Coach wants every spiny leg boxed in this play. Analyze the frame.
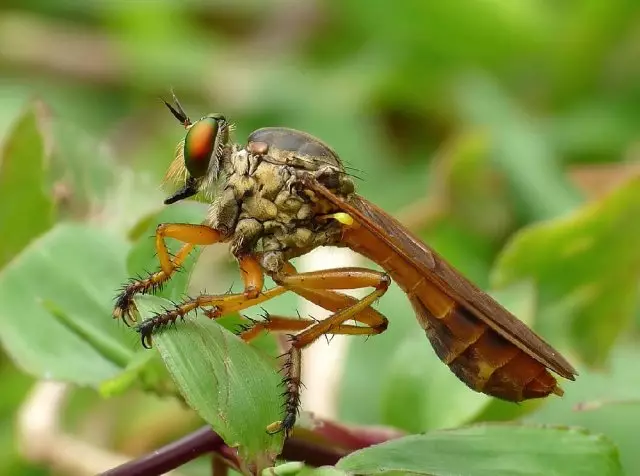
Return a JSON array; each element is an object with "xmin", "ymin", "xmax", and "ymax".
[
  {"xmin": 233, "ymin": 308, "xmax": 386, "ymax": 437},
  {"xmin": 114, "ymin": 223, "xmax": 226, "ymax": 324},
  {"xmin": 264, "ymin": 264, "xmax": 391, "ymax": 435},
  {"xmin": 235, "ymin": 310, "xmax": 378, "ymax": 342},
  {"xmin": 136, "ymin": 285, "xmax": 287, "ymax": 348},
  {"xmin": 273, "ymin": 262, "xmax": 390, "ymax": 330},
  {"xmin": 134, "ymin": 255, "xmax": 392, "ymax": 437},
  {"xmin": 234, "ymin": 312, "xmax": 313, "ymax": 342}
]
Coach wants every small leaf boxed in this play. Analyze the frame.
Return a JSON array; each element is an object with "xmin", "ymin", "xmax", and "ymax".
[
  {"xmin": 137, "ymin": 295, "xmax": 285, "ymax": 464},
  {"xmin": 337, "ymin": 424, "xmax": 623, "ymax": 476},
  {"xmin": 263, "ymin": 461, "xmax": 305, "ymax": 476},
  {"xmin": 493, "ymin": 177, "xmax": 640, "ymax": 364},
  {"xmin": 0, "ymin": 105, "xmax": 54, "ymax": 267}
]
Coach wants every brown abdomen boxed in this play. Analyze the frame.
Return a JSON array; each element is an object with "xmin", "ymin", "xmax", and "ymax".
[
  {"xmin": 409, "ymin": 295, "xmax": 559, "ymax": 401},
  {"xmin": 343, "ymin": 226, "xmax": 560, "ymax": 402}
]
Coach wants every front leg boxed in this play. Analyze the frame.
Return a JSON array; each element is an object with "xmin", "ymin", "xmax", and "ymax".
[{"xmin": 113, "ymin": 223, "xmax": 227, "ymax": 324}]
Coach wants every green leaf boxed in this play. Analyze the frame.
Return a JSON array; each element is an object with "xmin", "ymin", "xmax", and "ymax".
[
  {"xmin": 337, "ymin": 424, "xmax": 623, "ymax": 476},
  {"xmin": 0, "ymin": 224, "xmax": 133, "ymax": 385},
  {"xmin": 529, "ymin": 345, "xmax": 640, "ymax": 476},
  {"xmin": 381, "ymin": 334, "xmax": 489, "ymax": 432},
  {"xmin": 493, "ymin": 177, "xmax": 640, "ymax": 364},
  {"xmin": 455, "ymin": 75, "xmax": 583, "ymax": 221},
  {"xmin": 296, "ymin": 467, "xmax": 347, "ymax": 476},
  {"xmin": 47, "ymin": 117, "xmax": 117, "ymax": 219},
  {"xmin": 0, "ymin": 105, "xmax": 54, "ymax": 268},
  {"xmin": 439, "ymin": 130, "xmax": 514, "ymax": 238},
  {"xmin": 263, "ymin": 461, "xmax": 305, "ymax": 476},
  {"xmin": 99, "ymin": 349, "xmax": 178, "ymax": 398},
  {"xmin": 138, "ymin": 295, "xmax": 285, "ymax": 464}
]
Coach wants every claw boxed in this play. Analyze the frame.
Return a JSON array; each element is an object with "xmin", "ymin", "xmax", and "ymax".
[
  {"xmin": 114, "ymin": 304, "xmax": 138, "ymax": 327},
  {"xmin": 136, "ymin": 324, "xmax": 154, "ymax": 349}
]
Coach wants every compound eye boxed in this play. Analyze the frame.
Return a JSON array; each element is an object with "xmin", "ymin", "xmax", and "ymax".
[{"xmin": 183, "ymin": 117, "xmax": 219, "ymax": 178}]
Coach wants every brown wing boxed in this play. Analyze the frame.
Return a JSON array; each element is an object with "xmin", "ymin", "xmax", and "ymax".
[{"xmin": 303, "ymin": 176, "xmax": 577, "ymax": 380}]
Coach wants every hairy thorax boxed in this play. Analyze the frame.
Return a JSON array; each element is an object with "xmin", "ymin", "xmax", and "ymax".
[{"xmin": 204, "ymin": 147, "xmax": 354, "ymax": 275}]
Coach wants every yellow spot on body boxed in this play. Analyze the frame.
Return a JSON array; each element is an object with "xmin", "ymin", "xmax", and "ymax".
[
  {"xmin": 434, "ymin": 300, "xmax": 455, "ymax": 319},
  {"xmin": 475, "ymin": 361, "xmax": 497, "ymax": 389},
  {"xmin": 332, "ymin": 212, "xmax": 354, "ymax": 226}
]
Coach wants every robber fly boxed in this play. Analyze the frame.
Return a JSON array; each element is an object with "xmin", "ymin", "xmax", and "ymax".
[{"xmin": 113, "ymin": 93, "xmax": 577, "ymax": 436}]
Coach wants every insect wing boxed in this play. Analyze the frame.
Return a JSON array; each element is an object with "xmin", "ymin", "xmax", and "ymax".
[{"xmin": 302, "ymin": 176, "xmax": 577, "ymax": 380}]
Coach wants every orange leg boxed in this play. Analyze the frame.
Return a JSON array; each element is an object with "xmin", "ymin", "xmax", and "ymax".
[
  {"xmin": 236, "ymin": 310, "xmax": 383, "ymax": 342},
  {"xmin": 134, "ymin": 258, "xmax": 391, "ymax": 437},
  {"xmin": 136, "ymin": 285, "xmax": 287, "ymax": 348},
  {"xmin": 113, "ymin": 223, "xmax": 226, "ymax": 325},
  {"xmin": 264, "ymin": 267, "xmax": 391, "ymax": 436},
  {"xmin": 135, "ymin": 283, "xmax": 383, "ymax": 347},
  {"xmin": 238, "ymin": 255, "xmax": 264, "ymax": 299}
]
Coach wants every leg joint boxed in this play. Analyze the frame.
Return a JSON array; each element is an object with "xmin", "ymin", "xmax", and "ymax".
[
  {"xmin": 374, "ymin": 317, "xmax": 389, "ymax": 333},
  {"xmin": 377, "ymin": 273, "xmax": 391, "ymax": 291},
  {"xmin": 155, "ymin": 223, "xmax": 169, "ymax": 236}
]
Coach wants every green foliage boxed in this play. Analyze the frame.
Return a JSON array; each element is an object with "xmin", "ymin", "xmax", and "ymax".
[
  {"xmin": 456, "ymin": 76, "xmax": 585, "ymax": 221},
  {"xmin": 494, "ymin": 178, "xmax": 640, "ymax": 364},
  {"xmin": 0, "ymin": 106, "xmax": 54, "ymax": 267},
  {"xmin": 529, "ymin": 345, "xmax": 640, "ymax": 475},
  {"xmin": 141, "ymin": 295, "xmax": 286, "ymax": 463},
  {"xmin": 0, "ymin": 225, "xmax": 131, "ymax": 384},
  {"xmin": 336, "ymin": 424, "xmax": 623, "ymax": 476}
]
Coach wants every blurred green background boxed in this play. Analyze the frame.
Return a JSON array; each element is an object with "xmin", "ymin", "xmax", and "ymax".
[{"xmin": 0, "ymin": 0, "xmax": 639, "ymax": 475}]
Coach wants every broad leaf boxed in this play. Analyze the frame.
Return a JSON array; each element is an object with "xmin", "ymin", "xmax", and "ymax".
[
  {"xmin": 0, "ymin": 106, "xmax": 54, "ymax": 268},
  {"xmin": 337, "ymin": 424, "xmax": 622, "ymax": 476},
  {"xmin": 139, "ymin": 295, "xmax": 285, "ymax": 465},
  {"xmin": 530, "ymin": 345, "xmax": 640, "ymax": 476},
  {"xmin": 493, "ymin": 177, "xmax": 640, "ymax": 364},
  {"xmin": 0, "ymin": 224, "xmax": 132, "ymax": 385}
]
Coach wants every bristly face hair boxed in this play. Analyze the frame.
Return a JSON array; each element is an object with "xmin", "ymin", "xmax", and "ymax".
[{"xmin": 161, "ymin": 91, "xmax": 235, "ymax": 204}]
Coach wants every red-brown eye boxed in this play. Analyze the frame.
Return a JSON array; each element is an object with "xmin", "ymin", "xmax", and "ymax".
[{"xmin": 183, "ymin": 117, "xmax": 219, "ymax": 178}]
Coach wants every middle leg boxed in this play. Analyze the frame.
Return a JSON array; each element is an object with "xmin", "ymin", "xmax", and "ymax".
[{"xmin": 262, "ymin": 264, "xmax": 391, "ymax": 435}]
